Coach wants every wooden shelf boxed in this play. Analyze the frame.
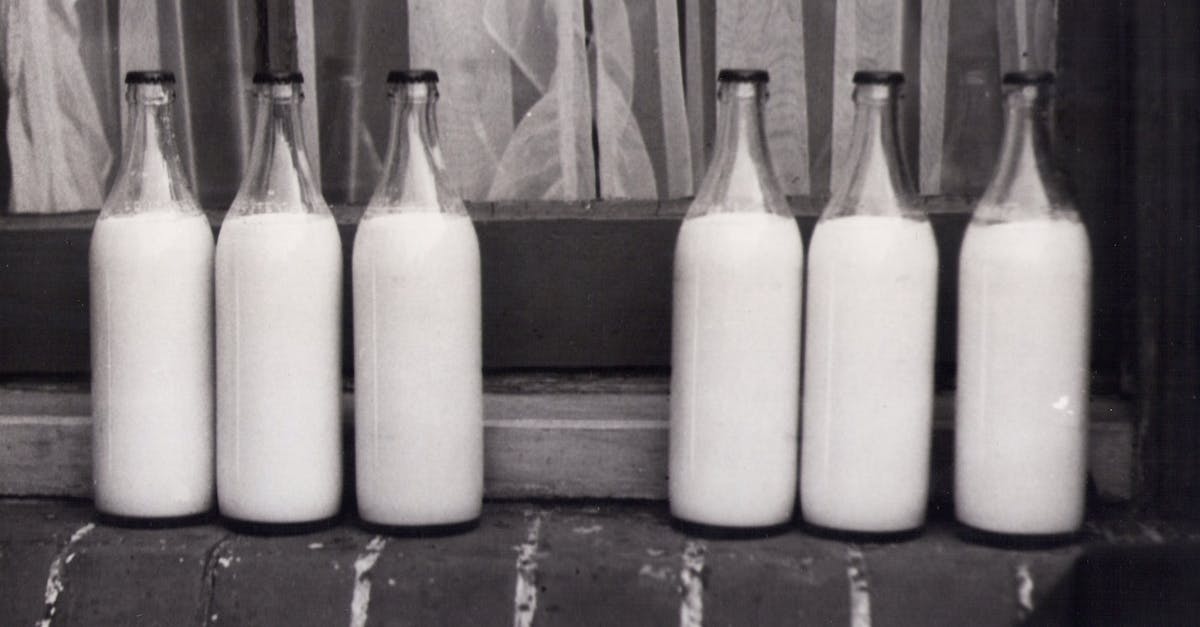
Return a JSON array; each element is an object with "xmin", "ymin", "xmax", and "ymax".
[{"xmin": 0, "ymin": 375, "xmax": 1134, "ymax": 502}]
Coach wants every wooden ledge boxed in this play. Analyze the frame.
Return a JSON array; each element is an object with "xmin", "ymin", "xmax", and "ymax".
[{"xmin": 0, "ymin": 376, "xmax": 1134, "ymax": 501}]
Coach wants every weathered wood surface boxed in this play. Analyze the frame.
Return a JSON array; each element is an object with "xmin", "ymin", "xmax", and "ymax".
[
  {"xmin": 3, "ymin": 500, "xmax": 1200, "ymax": 626},
  {"xmin": 1132, "ymin": 0, "xmax": 1200, "ymax": 516},
  {"xmin": 0, "ymin": 378, "xmax": 1134, "ymax": 501},
  {"xmin": 0, "ymin": 198, "xmax": 1128, "ymax": 383}
]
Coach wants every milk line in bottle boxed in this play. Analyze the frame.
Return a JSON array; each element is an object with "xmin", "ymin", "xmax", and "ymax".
[
  {"xmin": 90, "ymin": 70, "xmax": 214, "ymax": 519},
  {"xmin": 669, "ymin": 69, "xmax": 803, "ymax": 528},
  {"xmin": 353, "ymin": 70, "xmax": 483, "ymax": 527},
  {"xmin": 215, "ymin": 72, "xmax": 343, "ymax": 524},
  {"xmin": 956, "ymin": 71, "xmax": 1092, "ymax": 536},
  {"xmin": 801, "ymin": 71, "xmax": 938, "ymax": 534}
]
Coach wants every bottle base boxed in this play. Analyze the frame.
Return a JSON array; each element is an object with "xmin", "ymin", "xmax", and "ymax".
[
  {"xmin": 800, "ymin": 520, "xmax": 925, "ymax": 544},
  {"xmin": 221, "ymin": 514, "xmax": 343, "ymax": 536},
  {"xmin": 96, "ymin": 509, "xmax": 216, "ymax": 529},
  {"xmin": 955, "ymin": 523, "xmax": 1081, "ymax": 549},
  {"xmin": 357, "ymin": 516, "xmax": 481, "ymax": 537},
  {"xmin": 669, "ymin": 516, "xmax": 793, "ymax": 540}
]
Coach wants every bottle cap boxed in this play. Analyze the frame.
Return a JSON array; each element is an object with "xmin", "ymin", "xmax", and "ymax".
[
  {"xmin": 853, "ymin": 71, "xmax": 904, "ymax": 85},
  {"xmin": 717, "ymin": 69, "xmax": 769, "ymax": 83},
  {"xmin": 125, "ymin": 71, "xmax": 175, "ymax": 85},
  {"xmin": 253, "ymin": 71, "xmax": 304, "ymax": 85},
  {"xmin": 1003, "ymin": 70, "xmax": 1055, "ymax": 85},
  {"xmin": 387, "ymin": 69, "xmax": 439, "ymax": 84}
]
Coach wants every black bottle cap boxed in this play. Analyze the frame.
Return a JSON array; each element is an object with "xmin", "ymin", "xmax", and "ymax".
[
  {"xmin": 717, "ymin": 68, "xmax": 769, "ymax": 83},
  {"xmin": 253, "ymin": 71, "xmax": 304, "ymax": 85},
  {"xmin": 1003, "ymin": 70, "xmax": 1055, "ymax": 85},
  {"xmin": 125, "ymin": 71, "xmax": 175, "ymax": 85},
  {"xmin": 387, "ymin": 69, "xmax": 439, "ymax": 84},
  {"xmin": 853, "ymin": 71, "xmax": 904, "ymax": 85}
]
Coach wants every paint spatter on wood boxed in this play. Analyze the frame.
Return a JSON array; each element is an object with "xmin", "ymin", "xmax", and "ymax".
[
  {"xmin": 35, "ymin": 522, "xmax": 94, "ymax": 627},
  {"xmin": 349, "ymin": 536, "xmax": 388, "ymax": 627},
  {"xmin": 513, "ymin": 512, "xmax": 544, "ymax": 627},
  {"xmin": 1015, "ymin": 562, "xmax": 1035, "ymax": 621},
  {"xmin": 679, "ymin": 539, "xmax": 706, "ymax": 627},
  {"xmin": 846, "ymin": 546, "xmax": 871, "ymax": 627}
]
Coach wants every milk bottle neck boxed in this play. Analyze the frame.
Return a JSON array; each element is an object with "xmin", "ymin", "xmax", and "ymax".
[
  {"xmin": 688, "ymin": 75, "xmax": 789, "ymax": 219},
  {"xmin": 366, "ymin": 80, "xmax": 465, "ymax": 217},
  {"xmin": 825, "ymin": 77, "xmax": 918, "ymax": 220},
  {"xmin": 102, "ymin": 81, "xmax": 198, "ymax": 217},
  {"xmin": 976, "ymin": 77, "xmax": 1073, "ymax": 223},
  {"xmin": 231, "ymin": 79, "xmax": 328, "ymax": 217}
]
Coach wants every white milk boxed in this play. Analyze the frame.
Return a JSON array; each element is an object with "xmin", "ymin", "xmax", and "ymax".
[
  {"xmin": 801, "ymin": 215, "xmax": 938, "ymax": 532},
  {"xmin": 670, "ymin": 212, "xmax": 803, "ymax": 527},
  {"xmin": 215, "ymin": 211, "xmax": 343, "ymax": 523},
  {"xmin": 353, "ymin": 212, "xmax": 483, "ymax": 526},
  {"xmin": 90, "ymin": 211, "xmax": 215, "ymax": 517},
  {"xmin": 956, "ymin": 218, "xmax": 1091, "ymax": 534}
]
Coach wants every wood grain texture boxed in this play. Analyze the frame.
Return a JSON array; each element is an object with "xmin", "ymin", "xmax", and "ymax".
[
  {"xmin": 0, "ymin": 384, "xmax": 1134, "ymax": 501},
  {"xmin": 1131, "ymin": 0, "xmax": 1200, "ymax": 515},
  {"xmin": 716, "ymin": 0, "xmax": 811, "ymax": 194},
  {"xmin": 654, "ymin": 0, "xmax": 693, "ymax": 197},
  {"xmin": 918, "ymin": 0, "xmax": 949, "ymax": 195},
  {"xmin": 408, "ymin": 0, "xmax": 513, "ymax": 200}
]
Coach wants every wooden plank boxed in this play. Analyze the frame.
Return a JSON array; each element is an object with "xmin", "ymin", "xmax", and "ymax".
[
  {"xmin": 716, "ymin": 0, "xmax": 810, "ymax": 194},
  {"xmin": 1132, "ymin": 0, "xmax": 1200, "ymax": 515},
  {"xmin": 0, "ymin": 199, "xmax": 1136, "ymax": 378},
  {"xmin": 918, "ymin": 0, "xmax": 949, "ymax": 195},
  {"xmin": 0, "ymin": 384, "xmax": 1136, "ymax": 501},
  {"xmin": 654, "ymin": 0, "xmax": 692, "ymax": 197}
]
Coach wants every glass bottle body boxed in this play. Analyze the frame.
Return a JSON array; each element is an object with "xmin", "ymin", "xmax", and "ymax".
[
  {"xmin": 669, "ymin": 71, "xmax": 803, "ymax": 528},
  {"xmin": 956, "ymin": 73, "xmax": 1091, "ymax": 535},
  {"xmin": 801, "ymin": 74, "xmax": 938, "ymax": 533},
  {"xmin": 353, "ymin": 73, "xmax": 483, "ymax": 526},
  {"xmin": 90, "ymin": 73, "xmax": 214, "ymax": 518},
  {"xmin": 215, "ymin": 75, "xmax": 343, "ymax": 524}
]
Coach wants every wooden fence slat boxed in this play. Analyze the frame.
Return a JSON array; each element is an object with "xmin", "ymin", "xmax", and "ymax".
[
  {"xmin": 919, "ymin": 0, "xmax": 950, "ymax": 195},
  {"xmin": 716, "ymin": 0, "xmax": 810, "ymax": 195},
  {"xmin": 655, "ymin": 0, "xmax": 693, "ymax": 197}
]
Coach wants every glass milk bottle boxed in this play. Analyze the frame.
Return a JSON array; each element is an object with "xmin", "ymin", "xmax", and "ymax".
[
  {"xmin": 353, "ymin": 70, "xmax": 483, "ymax": 527},
  {"xmin": 801, "ymin": 71, "xmax": 938, "ymax": 534},
  {"xmin": 956, "ymin": 71, "xmax": 1092, "ymax": 536},
  {"xmin": 669, "ymin": 69, "xmax": 803, "ymax": 528},
  {"xmin": 215, "ymin": 72, "xmax": 343, "ymax": 524},
  {"xmin": 90, "ymin": 71, "xmax": 214, "ymax": 518}
]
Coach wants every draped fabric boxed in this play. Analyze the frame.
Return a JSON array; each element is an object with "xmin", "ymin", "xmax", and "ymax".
[{"xmin": 0, "ymin": 0, "xmax": 1056, "ymax": 212}]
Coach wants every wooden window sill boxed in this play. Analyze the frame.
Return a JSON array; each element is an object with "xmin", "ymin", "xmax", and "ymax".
[{"xmin": 0, "ymin": 374, "xmax": 1134, "ymax": 502}]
